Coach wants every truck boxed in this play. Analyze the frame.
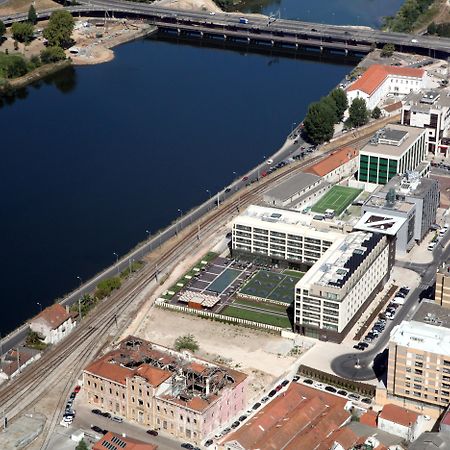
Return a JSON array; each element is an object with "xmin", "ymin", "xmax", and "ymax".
[{"xmin": 239, "ymin": 17, "xmax": 249, "ymax": 24}]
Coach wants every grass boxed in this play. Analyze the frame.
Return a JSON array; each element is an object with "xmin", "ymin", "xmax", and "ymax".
[
  {"xmin": 282, "ymin": 269, "xmax": 304, "ymax": 278},
  {"xmin": 221, "ymin": 305, "xmax": 291, "ymax": 328},
  {"xmin": 311, "ymin": 186, "xmax": 362, "ymax": 216},
  {"xmin": 233, "ymin": 298, "xmax": 288, "ymax": 313}
]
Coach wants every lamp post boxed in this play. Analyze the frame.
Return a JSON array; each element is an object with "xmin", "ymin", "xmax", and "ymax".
[
  {"xmin": 76, "ymin": 276, "xmax": 83, "ymax": 320},
  {"xmin": 206, "ymin": 189, "xmax": 211, "ymax": 199},
  {"xmin": 113, "ymin": 252, "xmax": 119, "ymax": 276},
  {"xmin": 177, "ymin": 209, "xmax": 183, "ymax": 235},
  {"xmin": 36, "ymin": 302, "xmax": 42, "ymax": 313}
]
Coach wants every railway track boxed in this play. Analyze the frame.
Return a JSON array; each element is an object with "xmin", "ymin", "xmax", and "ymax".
[{"xmin": 0, "ymin": 133, "xmax": 371, "ymax": 446}]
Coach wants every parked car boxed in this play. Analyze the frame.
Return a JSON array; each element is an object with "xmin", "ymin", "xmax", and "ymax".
[
  {"xmin": 231, "ymin": 421, "xmax": 240, "ymax": 428},
  {"xmin": 205, "ymin": 440, "xmax": 213, "ymax": 447},
  {"xmin": 181, "ymin": 444, "xmax": 194, "ymax": 450},
  {"xmin": 147, "ymin": 430, "xmax": 158, "ymax": 436},
  {"xmin": 91, "ymin": 425, "xmax": 104, "ymax": 434},
  {"xmin": 293, "ymin": 375, "xmax": 300, "ymax": 382},
  {"xmin": 353, "ymin": 343, "xmax": 364, "ymax": 350},
  {"xmin": 101, "ymin": 412, "xmax": 111, "ymax": 419},
  {"xmin": 74, "ymin": 386, "xmax": 81, "ymax": 394},
  {"xmin": 252, "ymin": 402, "xmax": 261, "ymax": 410},
  {"xmin": 69, "ymin": 392, "xmax": 76, "ymax": 400},
  {"xmin": 325, "ymin": 386, "xmax": 337, "ymax": 393},
  {"xmin": 303, "ymin": 379, "xmax": 313, "ymax": 385},
  {"xmin": 348, "ymin": 393, "xmax": 360, "ymax": 401},
  {"xmin": 361, "ymin": 397, "xmax": 372, "ymax": 404},
  {"xmin": 91, "ymin": 409, "xmax": 102, "ymax": 415},
  {"xmin": 281, "ymin": 379, "xmax": 289, "ymax": 387},
  {"xmin": 268, "ymin": 390, "xmax": 277, "ymax": 397},
  {"xmin": 112, "ymin": 416, "xmax": 123, "ymax": 423},
  {"xmin": 337, "ymin": 390, "xmax": 348, "ymax": 396},
  {"xmin": 359, "ymin": 342, "xmax": 369, "ymax": 349},
  {"xmin": 239, "ymin": 415, "xmax": 247, "ymax": 421},
  {"xmin": 261, "ymin": 396, "xmax": 269, "ymax": 403}
]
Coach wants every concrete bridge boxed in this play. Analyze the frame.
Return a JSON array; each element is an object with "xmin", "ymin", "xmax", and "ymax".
[{"xmin": 2, "ymin": 1, "xmax": 450, "ymax": 58}]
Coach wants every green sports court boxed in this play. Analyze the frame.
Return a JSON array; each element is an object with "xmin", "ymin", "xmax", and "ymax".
[{"xmin": 311, "ymin": 185, "xmax": 362, "ymax": 216}]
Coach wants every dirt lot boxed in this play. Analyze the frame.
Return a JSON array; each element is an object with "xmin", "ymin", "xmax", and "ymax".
[{"xmin": 0, "ymin": 0, "xmax": 61, "ymax": 15}]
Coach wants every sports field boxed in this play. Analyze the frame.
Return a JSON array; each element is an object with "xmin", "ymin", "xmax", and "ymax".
[
  {"xmin": 238, "ymin": 270, "xmax": 303, "ymax": 304},
  {"xmin": 311, "ymin": 186, "xmax": 362, "ymax": 216}
]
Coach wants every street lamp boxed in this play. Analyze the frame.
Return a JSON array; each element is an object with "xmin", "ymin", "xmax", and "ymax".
[
  {"xmin": 36, "ymin": 302, "xmax": 42, "ymax": 313},
  {"xmin": 291, "ymin": 122, "xmax": 297, "ymax": 134},
  {"xmin": 206, "ymin": 189, "xmax": 211, "ymax": 199},
  {"xmin": 113, "ymin": 252, "xmax": 119, "ymax": 276},
  {"xmin": 177, "ymin": 209, "xmax": 183, "ymax": 235},
  {"xmin": 146, "ymin": 229, "xmax": 150, "ymax": 240},
  {"xmin": 76, "ymin": 276, "xmax": 83, "ymax": 321}
]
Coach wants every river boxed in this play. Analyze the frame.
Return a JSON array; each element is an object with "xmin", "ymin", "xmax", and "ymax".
[{"xmin": 0, "ymin": 0, "xmax": 404, "ymax": 336}]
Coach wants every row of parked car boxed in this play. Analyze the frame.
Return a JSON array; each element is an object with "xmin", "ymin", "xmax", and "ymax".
[
  {"xmin": 62, "ymin": 385, "xmax": 81, "ymax": 425},
  {"xmin": 428, "ymin": 224, "xmax": 448, "ymax": 251}
]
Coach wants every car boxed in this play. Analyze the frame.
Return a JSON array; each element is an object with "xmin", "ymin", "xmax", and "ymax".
[
  {"xmin": 268, "ymin": 390, "xmax": 277, "ymax": 397},
  {"xmin": 348, "ymin": 393, "xmax": 360, "ymax": 401},
  {"xmin": 361, "ymin": 397, "xmax": 372, "ymax": 404},
  {"xmin": 69, "ymin": 392, "xmax": 76, "ymax": 399},
  {"xmin": 275, "ymin": 385, "xmax": 283, "ymax": 392},
  {"xmin": 303, "ymin": 379, "xmax": 313, "ymax": 385},
  {"xmin": 364, "ymin": 336, "xmax": 373, "ymax": 343},
  {"xmin": 313, "ymin": 382, "xmax": 323, "ymax": 388},
  {"xmin": 252, "ymin": 402, "xmax": 261, "ymax": 410},
  {"xmin": 239, "ymin": 415, "xmax": 247, "ymax": 421},
  {"xmin": 63, "ymin": 416, "xmax": 73, "ymax": 424},
  {"xmin": 359, "ymin": 342, "xmax": 369, "ymax": 349},
  {"xmin": 293, "ymin": 375, "xmax": 300, "ymax": 382},
  {"xmin": 91, "ymin": 409, "xmax": 102, "ymax": 415},
  {"xmin": 223, "ymin": 427, "xmax": 231, "ymax": 434},
  {"xmin": 337, "ymin": 390, "xmax": 348, "ymax": 396},
  {"xmin": 325, "ymin": 386, "xmax": 337, "ymax": 393},
  {"xmin": 209, "ymin": 11, "xmax": 215, "ymax": 15},
  {"xmin": 214, "ymin": 433, "xmax": 223, "ymax": 439},
  {"xmin": 281, "ymin": 379, "xmax": 289, "ymax": 387},
  {"xmin": 242, "ymin": 176, "xmax": 248, "ymax": 181},
  {"xmin": 261, "ymin": 171, "xmax": 267, "ymax": 177},
  {"xmin": 101, "ymin": 412, "xmax": 111, "ymax": 418},
  {"xmin": 225, "ymin": 188, "xmax": 231, "ymax": 193},
  {"xmin": 261, "ymin": 396, "xmax": 269, "ymax": 402},
  {"xmin": 74, "ymin": 386, "xmax": 81, "ymax": 394},
  {"xmin": 353, "ymin": 344, "xmax": 363, "ymax": 350},
  {"xmin": 411, "ymin": 38, "xmax": 418, "ymax": 43},
  {"xmin": 147, "ymin": 429, "xmax": 158, "ymax": 436},
  {"xmin": 181, "ymin": 444, "xmax": 194, "ymax": 449},
  {"xmin": 205, "ymin": 440, "xmax": 213, "ymax": 447},
  {"xmin": 266, "ymin": 159, "xmax": 273, "ymax": 165},
  {"xmin": 112, "ymin": 416, "xmax": 123, "ymax": 423},
  {"xmin": 91, "ymin": 425, "xmax": 104, "ymax": 434},
  {"xmin": 231, "ymin": 421, "xmax": 240, "ymax": 428}
]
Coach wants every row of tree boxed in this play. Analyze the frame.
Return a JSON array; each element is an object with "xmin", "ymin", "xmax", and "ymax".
[
  {"xmin": 427, "ymin": 21, "xmax": 450, "ymax": 37},
  {"xmin": 383, "ymin": 0, "xmax": 434, "ymax": 33}
]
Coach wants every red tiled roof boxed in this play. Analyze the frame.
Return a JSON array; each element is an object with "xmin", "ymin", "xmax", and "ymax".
[
  {"xmin": 93, "ymin": 432, "xmax": 158, "ymax": 450},
  {"xmin": 441, "ymin": 407, "xmax": 450, "ymax": 426},
  {"xmin": 186, "ymin": 362, "xmax": 207, "ymax": 374},
  {"xmin": 85, "ymin": 357, "xmax": 133, "ymax": 385},
  {"xmin": 360, "ymin": 409, "xmax": 378, "ymax": 427},
  {"xmin": 347, "ymin": 64, "xmax": 424, "ymax": 96},
  {"xmin": 162, "ymin": 393, "xmax": 219, "ymax": 412},
  {"xmin": 135, "ymin": 364, "xmax": 171, "ymax": 387},
  {"xmin": 379, "ymin": 403, "xmax": 419, "ymax": 427},
  {"xmin": 383, "ymin": 101, "xmax": 403, "ymax": 112},
  {"xmin": 32, "ymin": 304, "xmax": 70, "ymax": 329},
  {"xmin": 305, "ymin": 147, "xmax": 358, "ymax": 177},
  {"xmin": 317, "ymin": 426, "xmax": 359, "ymax": 450}
]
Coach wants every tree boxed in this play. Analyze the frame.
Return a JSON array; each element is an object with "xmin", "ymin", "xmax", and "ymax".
[
  {"xmin": 321, "ymin": 95, "xmax": 338, "ymax": 124},
  {"xmin": 427, "ymin": 21, "xmax": 437, "ymax": 35},
  {"xmin": 371, "ymin": 106, "xmax": 381, "ymax": 119},
  {"xmin": 75, "ymin": 440, "xmax": 89, "ymax": 450},
  {"xmin": 43, "ymin": 10, "xmax": 74, "ymax": 48},
  {"xmin": 174, "ymin": 334, "xmax": 199, "ymax": 352},
  {"xmin": 0, "ymin": 20, "xmax": 5, "ymax": 39},
  {"xmin": 303, "ymin": 100, "xmax": 335, "ymax": 144},
  {"xmin": 329, "ymin": 88, "xmax": 348, "ymax": 121},
  {"xmin": 380, "ymin": 43, "xmax": 395, "ymax": 57},
  {"xmin": 40, "ymin": 46, "xmax": 66, "ymax": 63},
  {"xmin": 11, "ymin": 22, "xmax": 34, "ymax": 43},
  {"xmin": 348, "ymin": 98, "xmax": 369, "ymax": 128},
  {"xmin": 28, "ymin": 4, "xmax": 37, "ymax": 25},
  {"xmin": 25, "ymin": 330, "xmax": 47, "ymax": 350}
]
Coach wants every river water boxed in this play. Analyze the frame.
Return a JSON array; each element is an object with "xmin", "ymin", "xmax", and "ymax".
[{"xmin": 0, "ymin": 0, "xmax": 403, "ymax": 336}]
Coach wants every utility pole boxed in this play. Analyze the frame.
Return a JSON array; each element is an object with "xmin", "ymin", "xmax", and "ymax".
[{"xmin": 16, "ymin": 348, "xmax": 20, "ymax": 374}]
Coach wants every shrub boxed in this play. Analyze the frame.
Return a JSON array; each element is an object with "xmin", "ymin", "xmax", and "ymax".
[
  {"xmin": 40, "ymin": 46, "xmax": 66, "ymax": 64},
  {"xmin": 174, "ymin": 334, "xmax": 199, "ymax": 352}
]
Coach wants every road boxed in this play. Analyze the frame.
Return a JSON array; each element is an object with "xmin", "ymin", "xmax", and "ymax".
[{"xmin": 331, "ymin": 233, "xmax": 450, "ymax": 381}]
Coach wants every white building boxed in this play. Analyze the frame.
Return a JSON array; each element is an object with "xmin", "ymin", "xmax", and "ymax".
[
  {"xmin": 401, "ymin": 90, "xmax": 450, "ymax": 156},
  {"xmin": 378, "ymin": 404, "xmax": 426, "ymax": 442},
  {"xmin": 346, "ymin": 64, "xmax": 426, "ymax": 110},
  {"xmin": 231, "ymin": 205, "xmax": 345, "ymax": 269},
  {"xmin": 30, "ymin": 304, "xmax": 76, "ymax": 345},
  {"xmin": 294, "ymin": 231, "xmax": 394, "ymax": 341}
]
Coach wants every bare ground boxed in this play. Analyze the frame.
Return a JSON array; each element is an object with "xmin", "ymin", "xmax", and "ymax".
[{"xmin": 0, "ymin": 0, "xmax": 61, "ymax": 15}]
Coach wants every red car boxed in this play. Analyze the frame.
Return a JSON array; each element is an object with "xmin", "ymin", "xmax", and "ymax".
[
  {"xmin": 242, "ymin": 176, "xmax": 248, "ymax": 181},
  {"xmin": 261, "ymin": 171, "xmax": 267, "ymax": 177},
  {"xmin": 74, "ymin": 386, "xmax": 81, "ymax": 394}
]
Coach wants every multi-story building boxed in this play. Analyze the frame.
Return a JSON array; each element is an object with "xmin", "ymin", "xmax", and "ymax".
[
  {"xmin": 346, "ymin": 64, "xmax": 426, "ymax": 110},
  {"xmin": 401, "ymin": 90, "xmax": 450, "ymax": 156},
  {"xmin": 387, "ymin": 303, "xmax": 450, "ymax": 410},
  {"xmin": 356, "ymin": 124, "xmax": 428, "ymax": 190},
  {"xmin": 83, "ymin": 337, "xmax": 248, "ymax": 445},
  {"xmin": 436, "ymin": 262, "xmax": 450, "ymax": 309},
  {"xmin": 294, "ymin": 231, "xmax": 394, "ymax": 342},
  {"xmin": 231, "ymin": 205, "xmax": 345, "ymax": 270}
]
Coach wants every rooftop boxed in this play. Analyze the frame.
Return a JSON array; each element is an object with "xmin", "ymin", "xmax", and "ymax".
[
  {"xmin": 390, "ymin": 320, "xmax": 450, "ymax": 357},
  {"xmin": 409, "ymin": 432, "xmax": 450, "ymax": 450},
  {"xmin": 360, "ymin": 124, "xmax": 425, "ymax": 158},
  {"xmin": 263, "ymin": 172, "xmax": 322, "ymax": 202},
  {"xmin": 355, "ymin": 211, "xmax": 407, "ymax": 236},
  {"xmin": 93, "ymin": 432, "xmax": 158, "ymax": 450},
  {"xmin": 297, "ymin": 231, "xmax": 383, "ymax": 291},
  {"xmin": 305, "ymin": 146, "xmax": 358, "ymax": 178},
  {"xmin": 403, "ymin": 89, "xmax": 450, "ymax": 112},
  {"xmin": 31, "ymin": 304, "xmax": 71, "ymax": 330},
  {"xmin": 347, "ymin": 64, "xmax": 424, "ymax": 96},
  {"xmin": 412, "ymin": 301, "xmax": 450, "ymax": 329},
  {"xmin": 379, "ymin": 403, "xmax": 419, "ymax": 428},
  {"xmin": 382, "ymin": 173, "xmax": 438, "ymax": 200},
  {"xmin": 364, "ymin": 194, "xmax": 415, "ymax": 214}
]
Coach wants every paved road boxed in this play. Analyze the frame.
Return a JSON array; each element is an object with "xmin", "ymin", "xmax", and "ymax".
[{"xmin": 331, "ymin": 233, "xmax": 450, "ymax": 381}]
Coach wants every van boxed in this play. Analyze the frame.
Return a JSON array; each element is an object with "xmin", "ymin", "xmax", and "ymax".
[{"xmin": 112, "ymin": 416, "xmax": 123, "ymax": 423}]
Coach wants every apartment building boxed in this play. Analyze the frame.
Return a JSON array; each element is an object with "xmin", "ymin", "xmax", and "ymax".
[
  {"xmin": 231, "ymin": 205, "xmax": 344, "ymax": 270},
  {"xmin": 435, "ymin": 262, "xmax": 450, "ymax": 309},
  {"xmin": 356, "ymin": 124, "xmax": 428, "ymax": 190},
  {"xmin": 387, "ymin": 305, "xmax": 450, "ymax": 410},
  {"xmin": 401, "ymin": 90, "xmax": 450, "ymax": 155},
  {"xmin": 294, "ymin": 231, "xmax": 394, "ymax": 342},
  {"xmin": 83, "ymin": 337, "xmax": 248, "ymax": 444},
  {"xmin": 346, "ymin": 64, "xmax": 425, "ymax": 110}
]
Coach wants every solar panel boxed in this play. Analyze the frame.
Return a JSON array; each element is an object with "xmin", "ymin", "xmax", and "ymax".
[{"xmin": 111, "ymin": 436, "xmax": 127, "ymax": 448}]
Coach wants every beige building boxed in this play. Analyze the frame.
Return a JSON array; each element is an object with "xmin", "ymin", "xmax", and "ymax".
[
  {"xmin": 83, "ymin": 337, "xmax": 248, "ymax": 445},
  {"xmin": 387, "ymin": 305, "xmax": 450, "ymax": 411},
  {"xmin": 435, "ymin": 262, "xmax": 450, "ymax": 309}
]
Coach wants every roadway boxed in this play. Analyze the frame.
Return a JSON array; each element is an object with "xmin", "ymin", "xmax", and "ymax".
[{"xmin": 331, "ymin": 233, "xmax": 450, "ymax": 381}]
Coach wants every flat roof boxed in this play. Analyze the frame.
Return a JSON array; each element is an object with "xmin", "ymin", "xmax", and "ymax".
[
  {"xmin": 412, "ymin": 301, "xmax": 450, "ymax": 330},
  {"xmin": 264, "ymin": 172, "xmax": 322, "ymax": 202},
  {"xmin": 383, "ymin": 174, "xmax": 438, "ymax": 200},
  {"xmin": 360, "ymin": 124, "xmax": 425, "ymax": 158},
  {"xmin": 354, "ymin": 211, "xmax": 407, "ymax": 236},
  {"xmin": 403, "ymin": 89, "xmax": 450, "ymax": 111},
  {"xmin": 364, "ymin": 194, "xmax": 415, "ymax": 214},
  {"xmin": 390, "ymin": 320, "xmax": 450, "ymax": 357}
]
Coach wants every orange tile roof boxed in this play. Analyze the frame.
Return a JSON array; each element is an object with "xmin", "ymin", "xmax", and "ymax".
[
  {"xmin": 162, "ymin": 393, "xmax": 219, "ymax": 412},
  {"xmin": 383, "ymin": 101, "xmax": 403, "ymax": 112},
  {"xmin": 93, "ymin": 432, "xmax": 158, "ymax": 450},
  {"xmin": 305, "ymin": 146, "xmax": 358, "ymax": 177},
  {"xmin": 33, "ymin": 304, "xmax": 70, "ymax": 329},
  {"xmin": 317, "ymin": 426, "xmax": 359, "ymax": 450},
  {"xmin": 135, "ymin": 364, "xmax": 171, "ymax": 386},
  {"xmin": 379, "ymin": 403, "xmax": 419, "ymax": 427},
  {"xmin": 347, "ymin": 64, "xmax": 424, "ymax": 96},
  {"xmin": 85, "ymin": 357, "xmax": 133, "ymax": 385},
  {"xmin": 360, "ymin": 409, "xmax": 378, "ymax": 428},
  {"xmin": 186, "ymin": 362, "xmax": 207, "ymax": 374},
  {"xmin": 224, "ymin": 383, "xmax": 350, "ymax": 450}
]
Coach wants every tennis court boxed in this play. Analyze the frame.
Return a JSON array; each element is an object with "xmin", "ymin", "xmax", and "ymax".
[
  {"xmin": 311, "ymin": 186, "xmax": 362, "ymax": 216},
  {"xmin": 238, "ymin": 270, "xmax": 303, "ymax": 304},
  {"xmin": 207, "ymin": 268, "xmax": 242, "ymax": 293}
]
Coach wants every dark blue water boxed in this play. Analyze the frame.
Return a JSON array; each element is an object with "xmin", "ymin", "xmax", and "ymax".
[
  {"xmin": 240, "ymin": 0, "xmax": 404, "ymax": 27},
  {"xmin": 0, "ymin": 38, "xmax": 351, "ymax": 334}
]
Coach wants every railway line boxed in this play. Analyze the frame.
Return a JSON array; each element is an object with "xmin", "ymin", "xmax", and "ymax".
[{"xmin": 0, "ymin": 132, "xmax": 372, "ymax": 447}]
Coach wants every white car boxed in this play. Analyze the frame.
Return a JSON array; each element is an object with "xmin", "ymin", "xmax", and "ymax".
[
  {"xmin": 411, "ymin": 38, "xmax": 418, "ymax": 43},
  {"xmin": 209, "ymin": 11, "xmax": 216, "ymax": 15},
  {"xmin": 266, "ymin": 159, "xmax": 274, "ymax": 165}
]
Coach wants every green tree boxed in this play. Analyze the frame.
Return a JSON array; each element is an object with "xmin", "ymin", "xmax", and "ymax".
[
  {"xmin": 28, "ymin": 4, "xmax": 38, "ymax": 25},
  {"xmin": 43, "ymin": 10, "xmax": 74, "ymax": 48},
  {"xmin": 25, "ymin": 330, "xmax": 47, "ymax": 350},
  {"xmin": 303, "ymin": 100, "xmax": 335, "ymax": 144},
  {"xmin": 427, "ymin": 21, "xmax": 437, "ymax": 34},
  {"xmin": 95, "ymin": 277, "xmax": 122, "ymax": 300},
  {"xmin": 75, "ymin": 440, "xmax": 89, "ymax": 450},
  {"xmin": 321, "ymin": 95, "xmax": 338, "ymax": 124},
  {"xmin": 174, "ymin": 334, "xmax": 199, "ymax": 352},
  {"xmin": 11, "ymin": 22, "xmax": 34, "ymax": 43},
  {"xmin": 329, "ymin": 88, "xmax": 348, "ymax": 121},
  {"xmin": 0, "ymin": 20, "xmax": 5, "ymax": 39},
  {"xmin": 348, "ymin": 98, "xmax": 369, "ymax": 128},
  {"xmin": 371, "ymin": 106, "xmax": 381, "ymax": 119},
  {"xmin": 380, "ymin": 43, "xmax": 395, "ymax": 57},
  {"xmin": 40, "ymin": 46, "xmax": 66, "ymax": 63}
]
